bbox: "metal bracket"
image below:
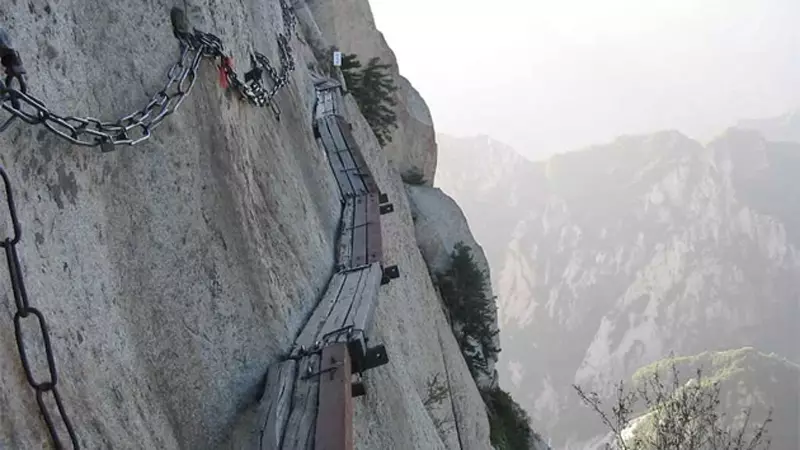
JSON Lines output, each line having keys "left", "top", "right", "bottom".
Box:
{"left": 351, "top": 381, "right": 366, "bottom": 398}
{"left": 381, "top": 265, "right": 399, "bottom": 285}
{"left": 357, "top": 344, "right": 389, "bottom": 373}
{"left": 379, "top": 203, "right": 394, "bottom": 215}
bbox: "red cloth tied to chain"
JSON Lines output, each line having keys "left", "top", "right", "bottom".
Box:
{"left": 218, "top": 56, "right": 234, "bottom": 89}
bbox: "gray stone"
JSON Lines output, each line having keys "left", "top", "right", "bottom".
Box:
{"left": 406, "top": 185, "right": 500, "bottom": 390}
{"left": 305, "top": 0, "right": 438, "bottom": 185}
{"left": 0, "top": 1, "right": 491, "bottom": 449}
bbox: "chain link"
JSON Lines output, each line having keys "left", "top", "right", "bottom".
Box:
{"left": 0, "top": 0, "right": 299, "bottom": 150}
{"left": 0, "top": 1, "right": 300, "bottom": 448}
{"left": 2, "top": 166, "right": 79, "bottom": 449}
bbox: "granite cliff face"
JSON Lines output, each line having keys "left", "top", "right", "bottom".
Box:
{"left": 436, "top": 128, "right": 800, "bottom": 448}
{"left": 0, "top": 1, "right": 491, "bottom": 449}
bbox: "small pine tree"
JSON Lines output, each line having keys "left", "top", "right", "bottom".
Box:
{"left": 340, "top": 54, "right": 398, "bottom": 146}
{"left": 484, "top": 387, "right": 537, "bottom": 450}
{"left": 437, "top": 242, "right": 500, "bottom": 378}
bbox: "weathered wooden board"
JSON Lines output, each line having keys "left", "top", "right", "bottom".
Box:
{"left": 318, "top": 269, "right": 364, "bottom": 345}
{"left": 338, "top": 116, "right": 378, "bottom": 194}
{"left": 324, "top": 91, "right": 334, "bottom": 117}
{"left": 343, "top": 263, "right": 382, "bottom": 347}
{"left": 365, "top": 193, "right": 382, "bottom": 264}
{"left": 317, "top": 119, "right": 354, "bottom": 197}
{"left": 257, "top": 360, "right": 298, "bottom": 450}
{"left": 327, "top": 115, "right": 348, "bottom": 153}
{"left": 351, "top": 195, "right": 368, "bottom": 267}
{"left": 315, "top": 343, "right": 353, "bottom": 450}
{"left": 291, "top": 273, "right": 346, "bottom": 357}
{"left": 325, "top": 117, "right": 366, "bottom": 195}
{"left": 282, "top": 354, "right": 321, "bottom": 450}
{"left": 314, "top": 90, "right": 330, "bottom": 120}
{"left": 331, "top": 89, "right": 344, "bottom": 116}
{"left": 337, "top": 198, "right": 356, "bottom": 269}
{"left": 314, "top": 78, "right": 341, "bottom": 91}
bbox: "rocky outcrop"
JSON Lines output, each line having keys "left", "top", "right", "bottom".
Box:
{"left": 406, "top": 185, "right": 500, "bottom": 390}
{"left": 436, "top": 130, "right": 800, "bottom": 448}
{"left": 305, "top": 0, "right": 438, "bottom": 185}
{"left": 0, "top": 1, "right": 487, "bottom": 449}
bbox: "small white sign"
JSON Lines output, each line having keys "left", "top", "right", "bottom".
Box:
{"left": 333, "top": 51, "right": 342, "bottom": 67}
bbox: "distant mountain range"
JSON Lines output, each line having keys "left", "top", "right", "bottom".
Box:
{"left": 434, "top": 114, "right": 800, "bottom": 448}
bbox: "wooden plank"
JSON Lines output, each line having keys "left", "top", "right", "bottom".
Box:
{"left": 258, "top": 360, "right": 298, "bottom": 450}
{"left": 315, "top": 343, "right": 353, "bottom": 450}
{"left": 327, "top": 117, "right": 367, "bottom": 195}
{"left": 332, "top": 90, "right": 344, "bottom": 116}
{"left": 326, "top": 117, "right": 366, "bottom": 195}
{"left": 314, "top": 92, "right": 325, "bottom": 120}
{"left": 327, "top": 115, "right": 349, "bottom": 152}
{"left": 317, "top": 119, "right": 354, "bottom": 197}
{"left": 351, "top": 195, "right": 368, "bottom": 267}
{"left": 338, "top": 198, "right": 356, "bottom": 270}
{"left": 337, "top": 116, "right": 378, "bottom": 194}
{"left": 365, "top": 193, "right": 382, "bottom": 264}
{"left": 324, "top": 91, "right": 334, "bottom": 116}
{"left": 292, "top": 272, "right": 347, "bottom": 357}
{"left": 282, "top": 354, "right": 321, "bottom": 450}
{"left": 318, "top": 269, "right": 363, "bottom": 345}
{"left": 347, "top": 263, "right": 382, "bottom": 350}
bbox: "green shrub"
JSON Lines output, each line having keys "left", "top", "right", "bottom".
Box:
{"left": 402, "top": 167, "right": 427, "bottom": 185}
{"left": 484, "top": 387, "right": 536, "bottom": 450}
{"left": 437, "top": 242, "right": 500, "bottom": 378}
{"left": 340, "top": 54, "right": 398, "bottom": 146}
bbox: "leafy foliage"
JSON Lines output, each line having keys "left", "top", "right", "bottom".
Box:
{"left": 437, "top": 242, "right": 500, "bottom": 378}
{"left": 574, "top": 355, "right": 773, "bottom": 450}
{"left": 483, "top": 387, "right": 537, "bottom": 450}
{"left": 340, "top": 54, "right": 399, "bottom": 146}
{"left": 401, "top": 166, "right": 427, "bottom": 185}
{"left": 423, "top": 373, "right": 450, "bottom": 408}
{"left": 422, "top": 373, "right": 454, "bottom": 434}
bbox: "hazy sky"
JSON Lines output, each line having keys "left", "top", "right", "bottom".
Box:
{"left": 368, "top": 0, "right": 800, "bottom": 160}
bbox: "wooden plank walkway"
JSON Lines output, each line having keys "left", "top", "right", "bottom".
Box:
{"left": 255, "top": 78, "right": 393, "bottom": 450}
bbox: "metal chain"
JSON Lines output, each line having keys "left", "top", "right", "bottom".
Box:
{"left": 1, "top": 166, "right": 79, "bottom": 449}
{"left": 0, "top": 1, "right": 299, "bottom": 448}
{"left": 0, "top": 0, "right": 299, "bottom": 150}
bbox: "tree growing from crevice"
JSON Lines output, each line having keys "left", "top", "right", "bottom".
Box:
{"left": 340, "top": 53, "right": 398, "bottom": 146}
{"left": 574, "top": 360, "right": 773, "bottom": 450}
{"left": 402, "top": 166, "right": 427, "bottom": 185}
{"left": 437, "top": 242, "right": 500, "bottom": 378}
{"left": 483, "top": 387, "right": 538, "bottom": 450}
{"left": 422, "top": 373, "right": 455, "bottom": 434}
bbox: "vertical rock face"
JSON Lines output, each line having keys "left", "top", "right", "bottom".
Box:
{"left": 406, "top": 185, "right": 500, "bottom": 391}
{"left": 305, "top": 0, "right": 438, "bottom": 185}
{"left": 436, "top": 129, "right": 800, "bottom": 448}
{"left": 0, "top": 1, "right": 487, "bottom": 449}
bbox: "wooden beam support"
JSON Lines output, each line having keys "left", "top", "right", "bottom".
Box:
{"left": 314, "top": 343, "right": 353, "bottom": 450}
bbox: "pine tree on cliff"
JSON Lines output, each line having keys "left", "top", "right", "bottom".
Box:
{"left": 438, "top": 242, "right": 500, "bottom": 377}
{"left": 340, "top": 54, "right": 398, "bottom": 147}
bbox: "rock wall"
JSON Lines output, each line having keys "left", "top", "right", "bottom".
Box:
{"left": 0, "top": 1, "right": 488, "bottom": 449}
{"left": 406, "top": 185, "right": 500, "bottom": 390}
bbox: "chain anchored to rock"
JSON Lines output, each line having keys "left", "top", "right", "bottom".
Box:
{"left": 1, "top": 166, "right": 79, "bottom": 449}
{"left": 0, "top": 0, "right": 298, "bottom": 151}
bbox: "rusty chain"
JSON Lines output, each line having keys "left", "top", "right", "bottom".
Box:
{"left": 0, "top": 0, "right": 298, "bottom": 151}
{"left": 1, "top": 166, "right": 79, "bottom": 449}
